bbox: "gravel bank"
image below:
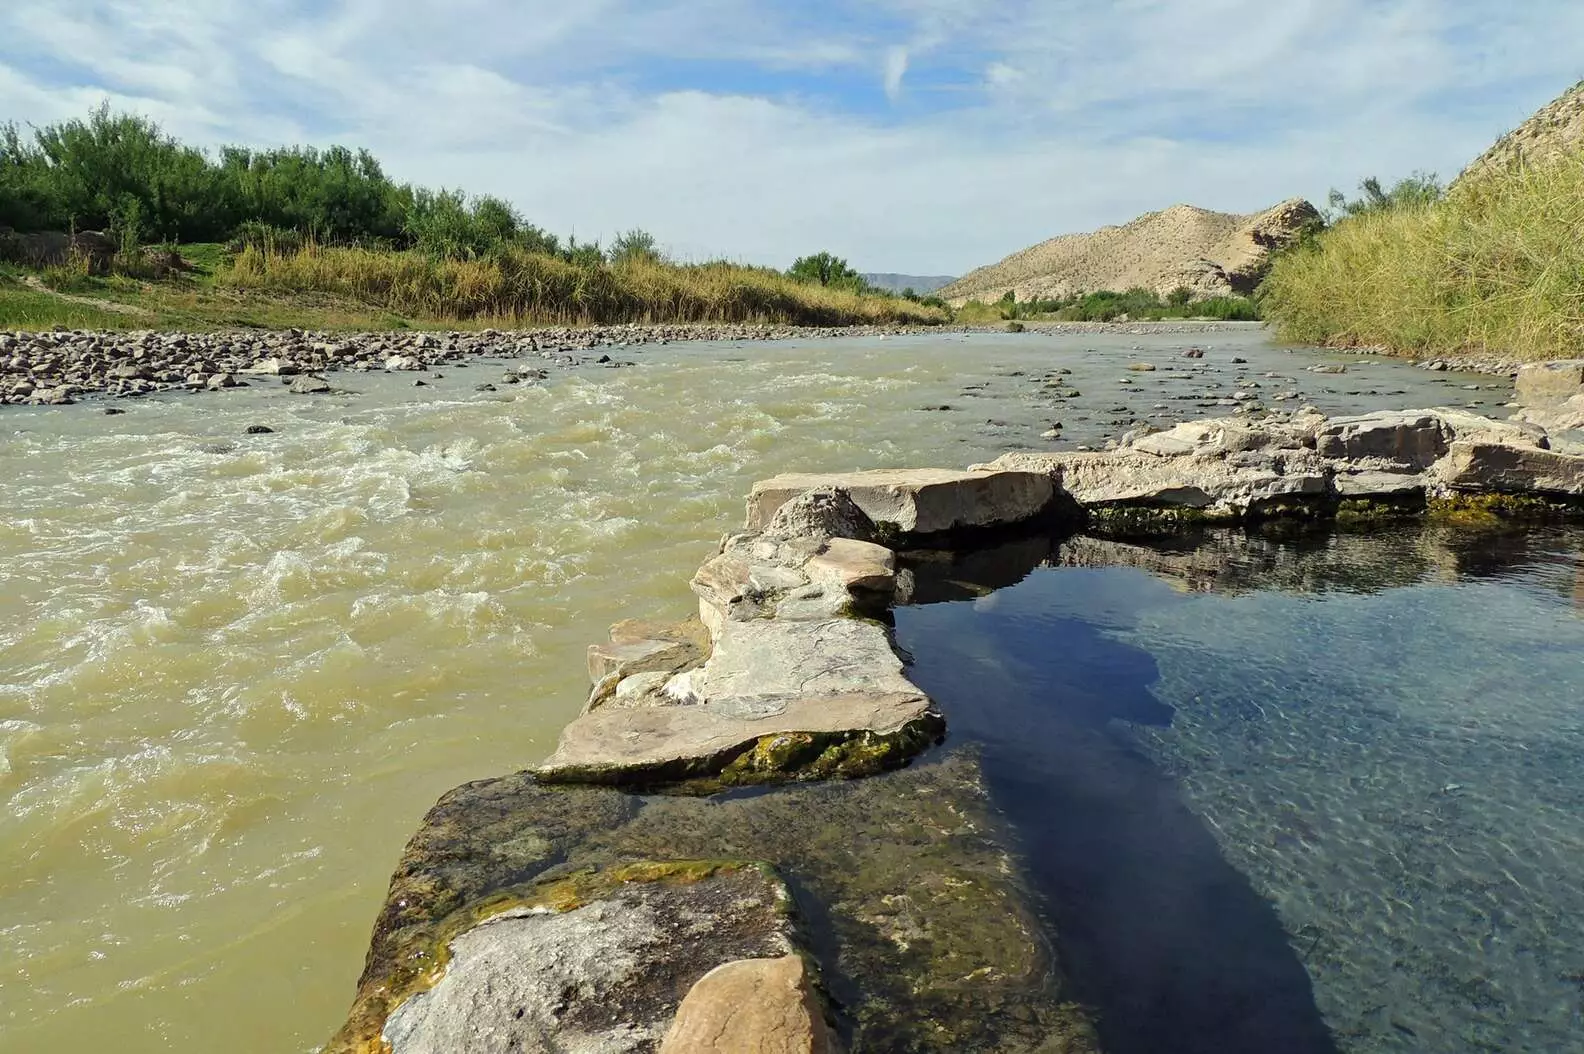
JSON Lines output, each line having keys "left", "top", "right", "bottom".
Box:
{"left": 0, "top": 320, "right": 1263, "bottom": 406}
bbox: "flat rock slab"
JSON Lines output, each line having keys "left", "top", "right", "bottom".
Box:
{"left": 534, "top": 688, "right": 937, "bottom": 785}
{"left": 1435, "top": 440, "right": 1584, "bottom": 496}
{"left": 380, "top": 862, "right": 800, "bottom": 1054}
{"left": 747, "top": 468, "right": 1054, "bottom": 536}
{"left": 982, "top": 449, "right": 1328, "bottom": 515}
{"left": 671, "top": 617, "right": 917, "bottom": 706}
{"left": 333, "top": 751, "right": 1100, "bottom": 1054}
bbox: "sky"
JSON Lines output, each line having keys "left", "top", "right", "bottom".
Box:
{"left": 1, "top": 1, "right": 1579, "bottom": 274}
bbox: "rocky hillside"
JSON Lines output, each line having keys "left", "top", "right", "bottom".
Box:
{"left": 1458, "top": 80, "right": 1584, "bottom": 184}
{"left": 938, "top": 198, "right": 1319, "bottom": 306}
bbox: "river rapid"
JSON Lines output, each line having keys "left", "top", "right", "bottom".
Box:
{"left": 0, "top": 328, "right": 1508, "bottom": 1053}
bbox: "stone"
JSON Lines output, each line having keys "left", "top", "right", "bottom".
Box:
{"left": 691, "top": 552, "right": 809, "bottom": 633}
{"left": 762, "top": 487, "right": 878, "bottom": 543}
{"left": 533, "top": 688, "right": 939, "bottom": 786}
{"left": 1515, "top": 359, "right": 1584, "bottom": 404}
{"left": 385, "top": 354, "right": 423, "bottom": 371}
{"left": 379, "top": 862, "right": 801, "bottom": 1054}
{"left": 244, "top": 424, "right": 274, "bottom": 435}
{"left": 1314, "top": 408, "right": 1546, "bottom": 468}
{"left": 660, "top": 955, "right": 838, "bottom": 1054}
{"left": 288, "top": 375, "right": 332, "bottom": 394}
{"left": 330, "top": 751, "right": 1099, "bottom": 1054}
{"left": 1434, "top": 440, "right": 1584, "bottom": 497}
{"left": 747, "top": 468, "right": 1055, "bottom": 537}
{"left": 206, "top": 372, "right": 236, "bottom": 390}
{"left": 804, "top": 538, "right": 896, "bottom": 596}
{"left": 979, "top": 449, "right": 1329, "bottom": 519}
{"left": 1127, "top": 362, "right": 1157, "bottom": 372}
{"left": 241, "top": 356, "right": 297, "bottom": 376}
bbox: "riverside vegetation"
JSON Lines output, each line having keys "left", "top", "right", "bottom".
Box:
{"left": 0, "top": 106, "right": 942, "bottom": 329}
{"left": 1261, "top": 81, "right": 1584, "bottom": 361}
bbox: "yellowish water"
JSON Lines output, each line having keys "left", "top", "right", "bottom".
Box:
{"left": 0, "top": 331, "right": 1502, "bottom": 1052}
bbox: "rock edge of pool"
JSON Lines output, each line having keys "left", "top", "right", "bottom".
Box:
{"left": 326, "top": 399, "right": 1584, "bottom": 1054}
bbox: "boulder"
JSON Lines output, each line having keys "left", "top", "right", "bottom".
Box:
{"left": 330, "top": 751, "right": 1100, "bottom": 1054}
{"left": 1313, "top": 408, "right": 1545, "bottom": 468}
{"left": 538, "top": 616, "right": 939, "bottom": 787}
{"left": 533, "top": 689, "right": 939, "bottom": 786}
{"left": 378, "top": 862, "right": 804, "bottom": 1054}
{"left": 587, "top": 617, "right": 710, "bottom": 684}
{"left": 1515, "top": 360, "right": 1584, "bottom": 405}
{"left": 747, "top": 468, "right": 1055, "bottom": 537}
{"left": 804, "top": 538, "right": 896, "bottom": 596}
{"left": 691, "top": 552, "right": 809, "bottom": 633}
{"left": 660, "top": 955, "right": 839, "bottom": 1054}
{"left": 979, "top": 449, "right": 1329, "bottom": 519}
{"left": 763, "top": 487, "right": 878, "bottom": 543}
{"left": 1434, "top": 440, "right": 1584, "bottom": 497}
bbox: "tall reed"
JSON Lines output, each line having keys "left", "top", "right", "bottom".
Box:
{"left": 223, "top": 244, "right": 946, "bottom": 326}
{"left": 1261, "top": 151, "right": 1584, "bottom": 360}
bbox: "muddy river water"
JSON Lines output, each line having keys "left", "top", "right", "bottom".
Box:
{"left": 0, "top": 327, "right": 1513, "bottom": 1052}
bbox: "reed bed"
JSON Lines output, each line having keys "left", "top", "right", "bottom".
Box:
{"left": 223, "top": 245, "right": 946, "bottom": 327}
{"left": 1261, "top": 151, "right": 1584, "bottom": 360}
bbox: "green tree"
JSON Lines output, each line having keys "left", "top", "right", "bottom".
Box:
{"left": 1326, "top": 172, "right": 1443, "bottom": 221}
{"left": 609, "top": 228, "right": 662, "bottom": 264}
{"left": 788, "top": 251, "right": 867, "bottom": 290}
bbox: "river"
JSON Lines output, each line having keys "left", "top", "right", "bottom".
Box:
{"left": 0, "top": 327, "right": 1510, "bottom": 1052}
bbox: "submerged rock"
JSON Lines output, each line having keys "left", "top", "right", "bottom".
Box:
{"left": 329, "top": 751, "right": 1099, "bottom": 1054}
{"left": 374, "top": 861, "right": 811, "bottom": 1054}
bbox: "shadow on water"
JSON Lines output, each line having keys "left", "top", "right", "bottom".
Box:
{"left": 896, "top": 545, "right": 1340, "bottom": 1054}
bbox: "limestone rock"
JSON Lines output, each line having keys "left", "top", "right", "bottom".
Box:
{"left": 691, "top": 552, "right": 809, "bottom": 633}
{"left": 1433, "top": 440, "right": 1584, "bottom": 496}
{"left": 380, "top": 862, "right": 801, "bottom": 1054}
{"left": 763, "top": 486, "right": 878, "bottom": 543}
{"left": 539, "top": 615, "right": 939, "bottom": 786}
{"left": 332, "top": 751, "right": 1100, "bottom": 1054}
{"left": 1515, "top": 360, "right": 1584, "bottom": 404}
{"left": 747, "top": 468, "right": 1055, "bottom": 537}
{"left": 660, "top": 955, "right": 839, "bottom": 1054}
{"left": 804, "top": 538, "right": 896, "bottom": 596}
{"left": 979, "top": 449, "right": 1328, "bottom": 518}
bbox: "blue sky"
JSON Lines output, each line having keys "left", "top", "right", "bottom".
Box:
{"left": 1, "top": 1, "right": 1580, "bottom": 273}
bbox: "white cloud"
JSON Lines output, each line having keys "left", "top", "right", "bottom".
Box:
{"left": 2, "top": 0, "right": 1582, "bottom": 273}
{"left": 883, "top": 46, "right": 909, "bottom": 101}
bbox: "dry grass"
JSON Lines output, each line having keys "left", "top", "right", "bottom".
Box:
{"left": 1262, "top": 151, "right": 1584, "bottom": 360}
{"left": 221, "top": 245, "right": 946, "bottom": 327}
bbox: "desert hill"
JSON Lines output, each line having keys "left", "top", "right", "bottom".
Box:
{"left": 1458, "top": 80, "right": 1584, "bottom": 185}
{"left": 938, "top": 198, "right": 1319, "bottom": 306}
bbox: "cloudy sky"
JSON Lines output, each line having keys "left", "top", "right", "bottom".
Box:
{"left": 1, "top": 1, "right": 1579, "bottom": 273}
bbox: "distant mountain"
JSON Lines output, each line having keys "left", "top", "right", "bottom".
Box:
{"left": 861, "top": 273, "right": 956, "bottom": 295}
{"left": 937, "top": 199, "right": 1319, "bottom": 306}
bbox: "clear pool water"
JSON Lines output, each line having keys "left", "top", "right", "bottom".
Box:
{"left": 896, "top": 526, "right": 1584, "bottom": 1054}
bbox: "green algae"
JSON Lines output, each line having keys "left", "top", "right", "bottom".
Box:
{"left": 695, "top": 714, "right": 948, "bottom": 793}
{"left": 1429, "top": 491, "right": 1584, "bottom": 528}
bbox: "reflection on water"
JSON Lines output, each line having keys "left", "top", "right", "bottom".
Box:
{"left": 896, "top": 526, "right": 1584, "bottom": 1054}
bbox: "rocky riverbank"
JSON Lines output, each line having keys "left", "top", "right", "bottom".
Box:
{"left": 0, "top": 321, "right": 1273, "bottom": 407}
{"left": 328, "top": 400, "right": 1584, "bottom": 1053}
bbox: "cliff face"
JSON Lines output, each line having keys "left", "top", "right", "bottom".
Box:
{"left": 1458, "top": 80, "right": 1584, "bottom": 185}
{"left": 938, "top": 197, "right": 1319, "bottom": 306}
